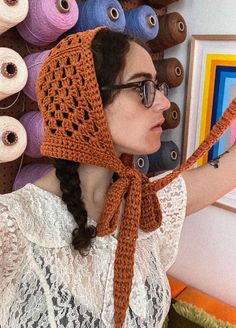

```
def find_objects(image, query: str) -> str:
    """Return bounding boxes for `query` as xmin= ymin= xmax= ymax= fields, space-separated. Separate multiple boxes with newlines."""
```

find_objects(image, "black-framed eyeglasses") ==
xmin=101 ymin=80 xmax=169 ymax=108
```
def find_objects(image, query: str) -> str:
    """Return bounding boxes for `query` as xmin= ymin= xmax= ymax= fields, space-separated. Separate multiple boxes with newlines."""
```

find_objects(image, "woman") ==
xmin=0 ymin=27 xmax=235 ymax=328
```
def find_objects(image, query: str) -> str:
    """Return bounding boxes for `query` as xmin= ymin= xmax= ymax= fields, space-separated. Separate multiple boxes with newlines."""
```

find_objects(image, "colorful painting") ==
xmin=199 ymin=55 xmax=236 ymax=165
xmin=183 ymin=35 xmax=236 ymax=212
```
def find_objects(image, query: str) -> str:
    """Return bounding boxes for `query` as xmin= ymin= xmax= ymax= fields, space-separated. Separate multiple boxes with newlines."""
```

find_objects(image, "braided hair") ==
xmin=54 ymin=30 xmax=132 ymax=255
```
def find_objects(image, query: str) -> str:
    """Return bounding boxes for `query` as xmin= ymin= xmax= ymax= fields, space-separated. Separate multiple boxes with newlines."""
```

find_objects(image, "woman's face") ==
xmin=104 ymin=41 xmax=170 ymax=156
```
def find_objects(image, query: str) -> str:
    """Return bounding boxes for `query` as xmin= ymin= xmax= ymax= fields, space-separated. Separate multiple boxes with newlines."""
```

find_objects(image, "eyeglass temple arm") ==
xmin=101 ymin=81 xmax=143 ymax=91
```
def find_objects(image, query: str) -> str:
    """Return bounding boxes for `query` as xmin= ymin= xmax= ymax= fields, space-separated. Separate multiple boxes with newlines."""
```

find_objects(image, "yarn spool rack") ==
xmin=0 ymin=28 xmax=56 ymax=194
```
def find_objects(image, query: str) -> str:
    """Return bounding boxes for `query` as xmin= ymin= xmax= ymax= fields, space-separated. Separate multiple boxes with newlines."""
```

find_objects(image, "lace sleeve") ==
xmin=150 ymin=174 xmax=187 ymax=272
xmin=0 ymin=201 xmax=28 ymax=303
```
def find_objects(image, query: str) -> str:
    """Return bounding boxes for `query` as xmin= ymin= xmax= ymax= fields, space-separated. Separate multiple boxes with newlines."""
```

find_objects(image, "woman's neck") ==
xmin=77 ymin=163 xmax=114 ymax=206
xmin=33 ymin=164 xmax=114 ymax=208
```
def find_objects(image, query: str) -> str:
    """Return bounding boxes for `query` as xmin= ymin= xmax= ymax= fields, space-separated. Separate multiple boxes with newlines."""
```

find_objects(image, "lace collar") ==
xmin=0 ymin=181 xmax=160 ymax=248
xmin=0 ymin=183 xmax=102 ymax=248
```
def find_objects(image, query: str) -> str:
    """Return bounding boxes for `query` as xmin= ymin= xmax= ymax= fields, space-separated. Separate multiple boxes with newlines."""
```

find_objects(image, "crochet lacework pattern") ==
xmin=36 ymin=27 xmax=115 ymax=166
xmin=36 ymin=27 xmax=236 ymax=328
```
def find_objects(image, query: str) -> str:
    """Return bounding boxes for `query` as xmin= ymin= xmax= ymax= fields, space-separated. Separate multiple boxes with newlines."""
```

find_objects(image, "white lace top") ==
xmin=0 ymin=174 xmax=187 ymax=328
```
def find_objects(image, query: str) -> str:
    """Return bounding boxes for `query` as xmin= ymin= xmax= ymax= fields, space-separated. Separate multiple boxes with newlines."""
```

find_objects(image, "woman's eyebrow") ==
xmin=126 ymin=72 xmax=157 ymax=82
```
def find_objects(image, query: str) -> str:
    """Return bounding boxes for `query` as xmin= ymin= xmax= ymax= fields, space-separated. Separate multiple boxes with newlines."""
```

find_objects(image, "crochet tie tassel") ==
xmin=36 ymin=27 xmax=236 ymax=328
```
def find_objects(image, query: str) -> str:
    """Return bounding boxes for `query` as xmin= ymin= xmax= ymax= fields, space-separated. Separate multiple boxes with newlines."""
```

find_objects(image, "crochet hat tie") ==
xmin=96 ymin=165 xmax=163 ymax=327
xmin=36 ymin=27 xmax=236 ymax=328
xmin=97 ymin=165 xmax=161 ymax=235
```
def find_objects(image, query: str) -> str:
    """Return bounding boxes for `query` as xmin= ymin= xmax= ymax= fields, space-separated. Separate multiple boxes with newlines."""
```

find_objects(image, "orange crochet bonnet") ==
xmin=36 ymin=27 xmax=236 ymax=328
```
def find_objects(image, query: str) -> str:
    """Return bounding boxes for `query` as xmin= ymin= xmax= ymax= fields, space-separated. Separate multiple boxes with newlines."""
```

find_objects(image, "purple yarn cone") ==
xmin=13 ymin=163 xmax=54 ymax=191
xmin=17 ymin=0 xmax=79 ymax=45
xmin=23 ymin=50 xmax=51 ymax=101
xmin=19 ymin=111 xmax=44 ymax=158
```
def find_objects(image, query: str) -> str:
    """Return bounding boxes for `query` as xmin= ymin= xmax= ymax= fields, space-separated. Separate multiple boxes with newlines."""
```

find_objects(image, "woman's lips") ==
xmin=151 ymin=125 xmax=163 ymax=132
xmin=151 ymin=120 xmax=164 ymax=132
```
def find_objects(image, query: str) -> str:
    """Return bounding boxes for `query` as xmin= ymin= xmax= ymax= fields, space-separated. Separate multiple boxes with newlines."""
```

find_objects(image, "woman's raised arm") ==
xmin=181 ymin=143 xmax=236 ymax=216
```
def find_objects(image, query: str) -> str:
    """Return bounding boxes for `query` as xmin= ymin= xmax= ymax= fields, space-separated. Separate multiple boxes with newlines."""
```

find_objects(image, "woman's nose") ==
xmin=152 ymin=91 xmax=170 ymax=112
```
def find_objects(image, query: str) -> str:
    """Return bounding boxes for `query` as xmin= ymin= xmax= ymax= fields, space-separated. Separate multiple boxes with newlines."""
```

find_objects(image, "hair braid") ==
xmin=54 ymin=158 xmax=96 ymax=256
xmin=50 ymin=30 xmax=138 ymax=256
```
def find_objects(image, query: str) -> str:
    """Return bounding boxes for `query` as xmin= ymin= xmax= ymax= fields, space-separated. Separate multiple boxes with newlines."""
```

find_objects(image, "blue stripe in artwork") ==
xmin=208 ymin=65 xmax=236 ymax=160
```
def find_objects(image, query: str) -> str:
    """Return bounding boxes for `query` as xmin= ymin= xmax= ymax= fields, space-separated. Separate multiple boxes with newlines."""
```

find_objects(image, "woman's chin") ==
xmin=117 ymin=142 xmax=161 ymax=157
xmin=144 ymin=143 xmax=161 ymax=155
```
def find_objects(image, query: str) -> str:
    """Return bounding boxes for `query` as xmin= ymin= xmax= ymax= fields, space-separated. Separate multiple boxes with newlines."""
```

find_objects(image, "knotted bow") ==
xmin=97 ymin=166 xmax=162 ymax=235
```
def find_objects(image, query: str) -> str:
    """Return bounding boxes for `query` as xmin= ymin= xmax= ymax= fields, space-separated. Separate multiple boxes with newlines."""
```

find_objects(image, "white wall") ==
xmin=164 ymin=0 xmax=236 ymax=306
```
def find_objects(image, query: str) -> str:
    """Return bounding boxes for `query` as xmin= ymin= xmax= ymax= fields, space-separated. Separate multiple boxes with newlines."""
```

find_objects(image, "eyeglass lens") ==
xmin=144 ymin=81 xmax=155 ymax=107
xmin=143 ymin=81 xmax=169 ymax=108
xmin=159 ymin=82 xmax=169 ymax=97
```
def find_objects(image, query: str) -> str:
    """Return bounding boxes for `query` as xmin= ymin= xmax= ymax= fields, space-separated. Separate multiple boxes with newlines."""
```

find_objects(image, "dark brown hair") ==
xmin=54 ymin=30 xmax=134 ymax=256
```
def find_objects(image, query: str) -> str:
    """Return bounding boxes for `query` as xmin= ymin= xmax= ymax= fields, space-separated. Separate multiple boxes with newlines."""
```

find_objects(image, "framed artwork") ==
xmin=183 ymin=35 xmax=236 ymax=212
